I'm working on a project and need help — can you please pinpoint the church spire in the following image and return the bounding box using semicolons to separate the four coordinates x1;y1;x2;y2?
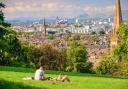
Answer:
110;0;122;49
43;17;47;36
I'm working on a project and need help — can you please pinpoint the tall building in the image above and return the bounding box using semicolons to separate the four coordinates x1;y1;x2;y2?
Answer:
110;0;122;49
75;16;80;27
76;16;79;24
56;16;60;25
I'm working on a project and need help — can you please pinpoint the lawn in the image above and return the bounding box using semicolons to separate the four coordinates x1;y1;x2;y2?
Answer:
0;66;128;89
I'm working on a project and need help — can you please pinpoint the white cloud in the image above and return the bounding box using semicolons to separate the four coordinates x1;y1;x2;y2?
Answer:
84;5;114;15
4;1;83;19
5;2;62;13
4;1;114;19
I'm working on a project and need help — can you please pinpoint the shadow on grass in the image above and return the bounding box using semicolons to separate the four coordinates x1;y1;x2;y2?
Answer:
0;79;48;89
0;66;128;80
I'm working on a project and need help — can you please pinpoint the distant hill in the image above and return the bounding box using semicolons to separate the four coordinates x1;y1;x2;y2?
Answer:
6;17;40;25
6;10;128;25
78;13;90;19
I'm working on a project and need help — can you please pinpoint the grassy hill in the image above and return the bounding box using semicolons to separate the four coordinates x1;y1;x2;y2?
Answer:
0;66;128;89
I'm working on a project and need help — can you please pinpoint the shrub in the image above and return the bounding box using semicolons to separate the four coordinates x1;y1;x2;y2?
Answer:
34;44;67;71
95;23;128;77
74;62;93;73
66;66;74;72
91;31;96;35
96;56;119;75
48;35;54;40
99;31;105;36
66;39;90;73
115;61;128;76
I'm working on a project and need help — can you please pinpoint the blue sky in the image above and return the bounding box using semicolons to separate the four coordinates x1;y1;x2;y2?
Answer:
3;0;127;19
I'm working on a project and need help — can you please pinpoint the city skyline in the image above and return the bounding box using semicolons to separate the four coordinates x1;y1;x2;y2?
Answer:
2;0;128;20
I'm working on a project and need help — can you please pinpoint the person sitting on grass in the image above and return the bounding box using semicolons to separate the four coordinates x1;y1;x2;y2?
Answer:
23;66;47;80
35;66;45;80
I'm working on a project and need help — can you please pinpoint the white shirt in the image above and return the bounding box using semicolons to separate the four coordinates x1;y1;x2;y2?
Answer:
34;69;44;80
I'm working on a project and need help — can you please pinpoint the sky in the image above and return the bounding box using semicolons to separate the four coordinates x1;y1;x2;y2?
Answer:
2;0;128;20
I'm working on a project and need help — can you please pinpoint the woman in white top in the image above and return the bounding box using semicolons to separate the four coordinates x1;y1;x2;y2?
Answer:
35;66;44;80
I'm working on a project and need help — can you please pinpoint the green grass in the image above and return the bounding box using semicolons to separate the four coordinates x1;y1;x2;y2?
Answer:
0;66;128;89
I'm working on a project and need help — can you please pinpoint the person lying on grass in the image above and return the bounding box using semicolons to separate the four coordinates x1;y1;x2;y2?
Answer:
50;75;70;82
34;66;70;82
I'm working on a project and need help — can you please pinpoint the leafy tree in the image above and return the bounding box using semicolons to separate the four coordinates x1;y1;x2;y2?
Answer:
118;23;128;42
112;41;128;62
34;44;67;71
0;2;5;23
66;38;90;73
88;35;99;45
96;23;128;76
99;31;105;36
91;31;96;35
20;44;35;68
0;2;10;27
47;35;54;40
112;23;128;62
0;2;23;66
96;56;118;75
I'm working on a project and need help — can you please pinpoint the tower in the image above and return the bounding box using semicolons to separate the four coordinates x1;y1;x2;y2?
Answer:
76;16;79;28
43;17;47;36
76;16;79;24
56;16;60;25
110;0;122;49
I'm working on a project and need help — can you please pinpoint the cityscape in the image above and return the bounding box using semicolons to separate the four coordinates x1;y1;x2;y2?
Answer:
12;16;112;66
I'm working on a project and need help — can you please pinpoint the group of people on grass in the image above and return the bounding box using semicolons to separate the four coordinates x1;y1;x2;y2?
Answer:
24;66;70;82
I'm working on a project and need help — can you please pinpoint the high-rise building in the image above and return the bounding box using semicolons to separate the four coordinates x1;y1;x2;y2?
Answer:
56;16;60;25
76;16;79;24
110;0;122;49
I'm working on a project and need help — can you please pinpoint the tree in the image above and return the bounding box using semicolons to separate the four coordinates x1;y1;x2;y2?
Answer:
33;44;67;71
0;2;23;66
96;56;118;75
96;23;128;76
0;2;10;27
99;31;105;36
0;2;5;21
112;23;128;62
0;2;5;24
66;38;90;73
0;2;5;8
91;31;96;35
88;35;99;45
20;44;35;68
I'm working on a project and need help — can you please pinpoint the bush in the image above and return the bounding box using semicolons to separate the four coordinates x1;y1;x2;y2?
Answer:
116;61;128;76
48;35;54;39
66;66;74;72
94;23;128;77
34;44;67;71
96;56;119;75
96;56;128;77
91;31;96;35
66;38;90;73
74;62;93;73
99;31;105;35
